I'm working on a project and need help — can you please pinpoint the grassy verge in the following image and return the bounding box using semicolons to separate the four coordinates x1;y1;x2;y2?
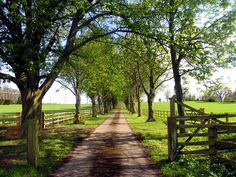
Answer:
125;110;236;177
0;113;111;177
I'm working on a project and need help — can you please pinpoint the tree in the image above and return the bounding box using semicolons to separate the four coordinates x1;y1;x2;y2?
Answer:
203;78;232;102
0;0;131;166
163;88;172;102
124;0;235;114
121;35;172;121
74;38;125;116
57;57;85;123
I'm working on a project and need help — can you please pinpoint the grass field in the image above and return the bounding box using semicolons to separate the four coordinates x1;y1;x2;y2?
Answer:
0;104;91;115
141;101;236;113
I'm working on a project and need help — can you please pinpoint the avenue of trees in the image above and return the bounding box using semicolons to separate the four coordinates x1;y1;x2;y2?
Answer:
0;0;235;166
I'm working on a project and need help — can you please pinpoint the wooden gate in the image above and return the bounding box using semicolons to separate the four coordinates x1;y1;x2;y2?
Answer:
168;96;236;161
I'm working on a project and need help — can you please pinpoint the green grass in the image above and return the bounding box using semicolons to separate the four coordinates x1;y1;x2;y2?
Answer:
0;113;111;177
126;108;236;177
141;101;236;114
0;104;91;115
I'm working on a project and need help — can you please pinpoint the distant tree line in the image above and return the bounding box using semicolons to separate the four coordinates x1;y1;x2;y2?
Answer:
184;78;236;102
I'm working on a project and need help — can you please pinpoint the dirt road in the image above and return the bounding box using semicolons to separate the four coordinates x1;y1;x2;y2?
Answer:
51;110;163;177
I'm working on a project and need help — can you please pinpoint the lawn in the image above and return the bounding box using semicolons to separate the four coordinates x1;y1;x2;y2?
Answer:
0;112;111;177
0;104;91;115
141;101;236;113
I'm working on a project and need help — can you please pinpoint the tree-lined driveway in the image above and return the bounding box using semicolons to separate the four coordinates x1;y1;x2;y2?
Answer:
51;110;163;177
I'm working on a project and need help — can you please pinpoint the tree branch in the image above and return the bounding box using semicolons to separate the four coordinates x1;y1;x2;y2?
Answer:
136;62;148;95
0;72;18;84
56;80;75;96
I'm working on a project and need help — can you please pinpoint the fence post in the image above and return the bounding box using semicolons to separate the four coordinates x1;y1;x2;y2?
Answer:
208;126;217;156
199;108;205;114
168;116;177;161
225;113;229;123
170;96;176;117
41;112;45;130
16;112;21;127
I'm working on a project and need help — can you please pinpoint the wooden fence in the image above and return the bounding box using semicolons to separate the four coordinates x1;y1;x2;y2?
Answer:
0;113;21;126
0;109;92;138
42;109;92;128
168;113;236;161
168;96;236;161
142;108;177;120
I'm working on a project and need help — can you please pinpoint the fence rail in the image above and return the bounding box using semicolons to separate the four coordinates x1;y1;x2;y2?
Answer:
142;108;177;120
0;113;21;126
43;109;92;127
0;109;92;138
44;112;74;126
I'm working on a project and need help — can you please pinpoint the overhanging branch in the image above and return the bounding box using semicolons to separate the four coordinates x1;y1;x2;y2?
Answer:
0;72;17;84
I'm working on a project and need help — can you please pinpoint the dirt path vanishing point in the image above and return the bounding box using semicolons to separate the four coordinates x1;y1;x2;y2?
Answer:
51;110;164;177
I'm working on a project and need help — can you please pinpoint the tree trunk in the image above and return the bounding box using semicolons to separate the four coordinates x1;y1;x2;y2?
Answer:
125;96;130;111
146;94;155;122
103;100;108;114
74;94;81;123
130;95;136;114
146;69;155;122
97;93;104;114
111;96;117;109
91;96;97;117
20;90;41;167
169;0;185;133
136;87;142;117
